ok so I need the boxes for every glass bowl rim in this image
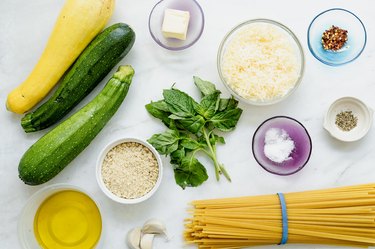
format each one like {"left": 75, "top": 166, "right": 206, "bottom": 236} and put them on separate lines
{"left": 251, "top": 115, "right": 313, "bottom": 176}
{"left": 18, "top": 183, "right": 103, "bottom": 249}
{"left": 217, "top": 18, "right": 305, "bottom": 106}
{"left": 148, "top": 0, "right": 205, "bottom": 51}
{"left": 307, "top": 7, "right": 367, "bottom": 66}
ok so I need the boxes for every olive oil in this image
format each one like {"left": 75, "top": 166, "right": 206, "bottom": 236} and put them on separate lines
{"left": 34, "top": 190, "right": 102, "bottom": 249}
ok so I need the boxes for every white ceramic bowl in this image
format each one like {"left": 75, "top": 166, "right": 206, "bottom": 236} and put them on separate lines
{"left": 18, "top": 184, "right": 103, "bottom": 249}
{"left": 96, "top": 138, "right": 163, "bottom": 204}
{"left": 324, "top": 97, "right": 373, "bottom": 142}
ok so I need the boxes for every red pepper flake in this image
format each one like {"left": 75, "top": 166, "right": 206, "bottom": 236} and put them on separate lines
{"left": 322, "top": 25, "right": 348, "bottom": 51}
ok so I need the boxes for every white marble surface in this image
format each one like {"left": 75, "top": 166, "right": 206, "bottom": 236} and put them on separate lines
{"left": 1, "top": 0, "right": 375, "bottom": 248}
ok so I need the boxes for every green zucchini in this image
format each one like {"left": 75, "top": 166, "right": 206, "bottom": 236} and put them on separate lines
{"left": 18, "top": 65, "right": 135, "bottom": 185}
{"left": 21, "top": 23, "right": 135, "bottom": 133}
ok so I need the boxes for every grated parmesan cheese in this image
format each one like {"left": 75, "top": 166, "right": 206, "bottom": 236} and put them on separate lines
{"left": 221, "top": 22, "right": 301, "bottom": 102}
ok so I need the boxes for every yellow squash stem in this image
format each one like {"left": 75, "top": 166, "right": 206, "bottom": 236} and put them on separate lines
{"left": 6, "top": 0, "right": 115, "bottom": 114}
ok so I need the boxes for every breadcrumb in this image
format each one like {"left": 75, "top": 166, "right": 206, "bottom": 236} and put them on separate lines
{"left": 102, "top": 142, "right": 159, "bottom": 199}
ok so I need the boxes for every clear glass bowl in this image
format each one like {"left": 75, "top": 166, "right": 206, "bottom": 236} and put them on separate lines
{"left": 252, "top": 116, "right": 312, "bottom": 176}
{"left": 217, "top": 19, "right": 305, "bottom": 106}
{"left": 18, "top": 184, "right": 103, "bottom": 249}
{"left": 307, "top": 8, "right": 367, "bottom": 66}
{"left": 148, "top": 0, "right": 204, "bottom": 51}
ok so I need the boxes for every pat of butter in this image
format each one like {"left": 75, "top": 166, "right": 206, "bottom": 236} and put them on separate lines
{"left": 161, "top": 8, "right": 190, "bottom": 40}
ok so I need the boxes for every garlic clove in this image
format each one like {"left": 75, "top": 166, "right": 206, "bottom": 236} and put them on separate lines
{"left": 141, "top": 218, "right": 169, "bottom": 240}
{"left": 126, "top": 227, "right": 142, "bottom": 249}
{"left": 140, "top": 233, "right": 155, "bottom": 249}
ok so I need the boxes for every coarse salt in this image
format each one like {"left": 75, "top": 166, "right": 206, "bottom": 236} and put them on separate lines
{"left": 101, "top": 142, "right": 159, "bottom": 199}
{"left": 264, "top": 128, "right": 295, "bottom": 164}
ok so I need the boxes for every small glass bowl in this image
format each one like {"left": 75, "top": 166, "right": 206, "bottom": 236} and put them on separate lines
{"left": 307, "top": 8, "right": 367, "bottom": 66}
{"left": 252, "top": 116, "right": 312, "bottom": 176}
{"left": 217, "top": 19, "right": 305, "bottom": 106}
{"left": 96, "top": 137, "right": 163, "bottom": 204}
{"left": 18, "top": 184, "right": 103, "bottom": 249}
{"left": 148, "top": 0, "right": 204, "bottom": 51}
{"left": 324, "top": 97, "right": 373, "bottom": 142}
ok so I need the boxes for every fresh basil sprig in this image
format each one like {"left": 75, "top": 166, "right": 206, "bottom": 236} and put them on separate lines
{"left": 146, "top": 77, "right": 243, "bottom": 189}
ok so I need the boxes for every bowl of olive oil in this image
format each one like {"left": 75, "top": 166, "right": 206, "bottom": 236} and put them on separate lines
{"left": 18, "top": 184, "right": 102, "bottom": 249}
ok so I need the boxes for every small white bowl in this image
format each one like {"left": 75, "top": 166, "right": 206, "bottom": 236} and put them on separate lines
{"left": 324, "top": 97, "right": 373, "bottom": 142}
{"left": 96, "top": 138, "right": 163, "bottom": 204}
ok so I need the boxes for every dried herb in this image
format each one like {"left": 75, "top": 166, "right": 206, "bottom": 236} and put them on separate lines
{"left": 322, "top": 25, "right": 348, "bottom": 51}
{"left": 335, "top": 111, "right": 357, "bottom": 131}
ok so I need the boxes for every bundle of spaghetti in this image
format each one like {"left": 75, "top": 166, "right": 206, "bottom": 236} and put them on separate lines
{"left": 184, "top": 183, "right": 375, "bottom": 249}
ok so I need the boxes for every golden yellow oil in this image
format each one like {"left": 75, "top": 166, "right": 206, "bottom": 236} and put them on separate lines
{"left": 34, "top": 190, "right": 102, "bottom": 249}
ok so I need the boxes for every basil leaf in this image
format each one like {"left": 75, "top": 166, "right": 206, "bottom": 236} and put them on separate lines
{"left": 170, "top": 147, "right": 185, "bottom": 165}
{"left": 193, "top": 76, "right": 217, "bottom": 96}
{"left": 218, "top": 97, "right": 239, "bottom": 112}
{"left": 209, "top": 108, "right": 243, "bottom": 132}
{"left": 149, "top": 100, "right": 170, "bottom": 112}
{"left": 181, "top": 138, "right": 203, "bottom": 150}
{"left": 226, "top": 97, "right": 239, "bottom": 110}
{"left": 174, "top": 155, "right": 208, "bottom": 189}
{"left": 218, "top": 99, "right": 229, "bottom": 112}
{"left": 178, "top": 115, "right": 205, "bottom": 134}
{"left": 168, "top": 114, "right": 185, "bottom": 120}
{"left": 195, "top": 91, "right": 221, "bottom": 119}
{"left": 168, "top": 119, "right": 178, "bottom": 130}
{"left": 195, "top": 134, "right": 207, "bottom": 147}
{"left": 146, "top": 100, "right": 172, "bottom": 127}
{"left": 163, "top": 89, "right": 197, "bottom": 117}
{"left": 147, "top": 129, "right": 180, "bottom": 155}
{"left": 210, "top": 133, "right": 226, "bottom": 145}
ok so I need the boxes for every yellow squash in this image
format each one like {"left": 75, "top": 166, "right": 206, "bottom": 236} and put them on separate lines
{"left": 6, "top": 0, "right": 115, "bottom": 114}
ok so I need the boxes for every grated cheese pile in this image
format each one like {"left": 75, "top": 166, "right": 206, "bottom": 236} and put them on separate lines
{"left": 221, "top": 23, "right": 301, "bottom": 102}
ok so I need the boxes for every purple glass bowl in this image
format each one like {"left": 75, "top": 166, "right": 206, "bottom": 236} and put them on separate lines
{"left": 252, "top": 116, "right": 312, "bottom": 176}
{"left": 148, "top": 0, "right": 204, "bottom": 51}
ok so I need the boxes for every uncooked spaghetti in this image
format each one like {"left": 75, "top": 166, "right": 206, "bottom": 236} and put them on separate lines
{"left": 184, "top": 183, "right": 375, "bottom": 248}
